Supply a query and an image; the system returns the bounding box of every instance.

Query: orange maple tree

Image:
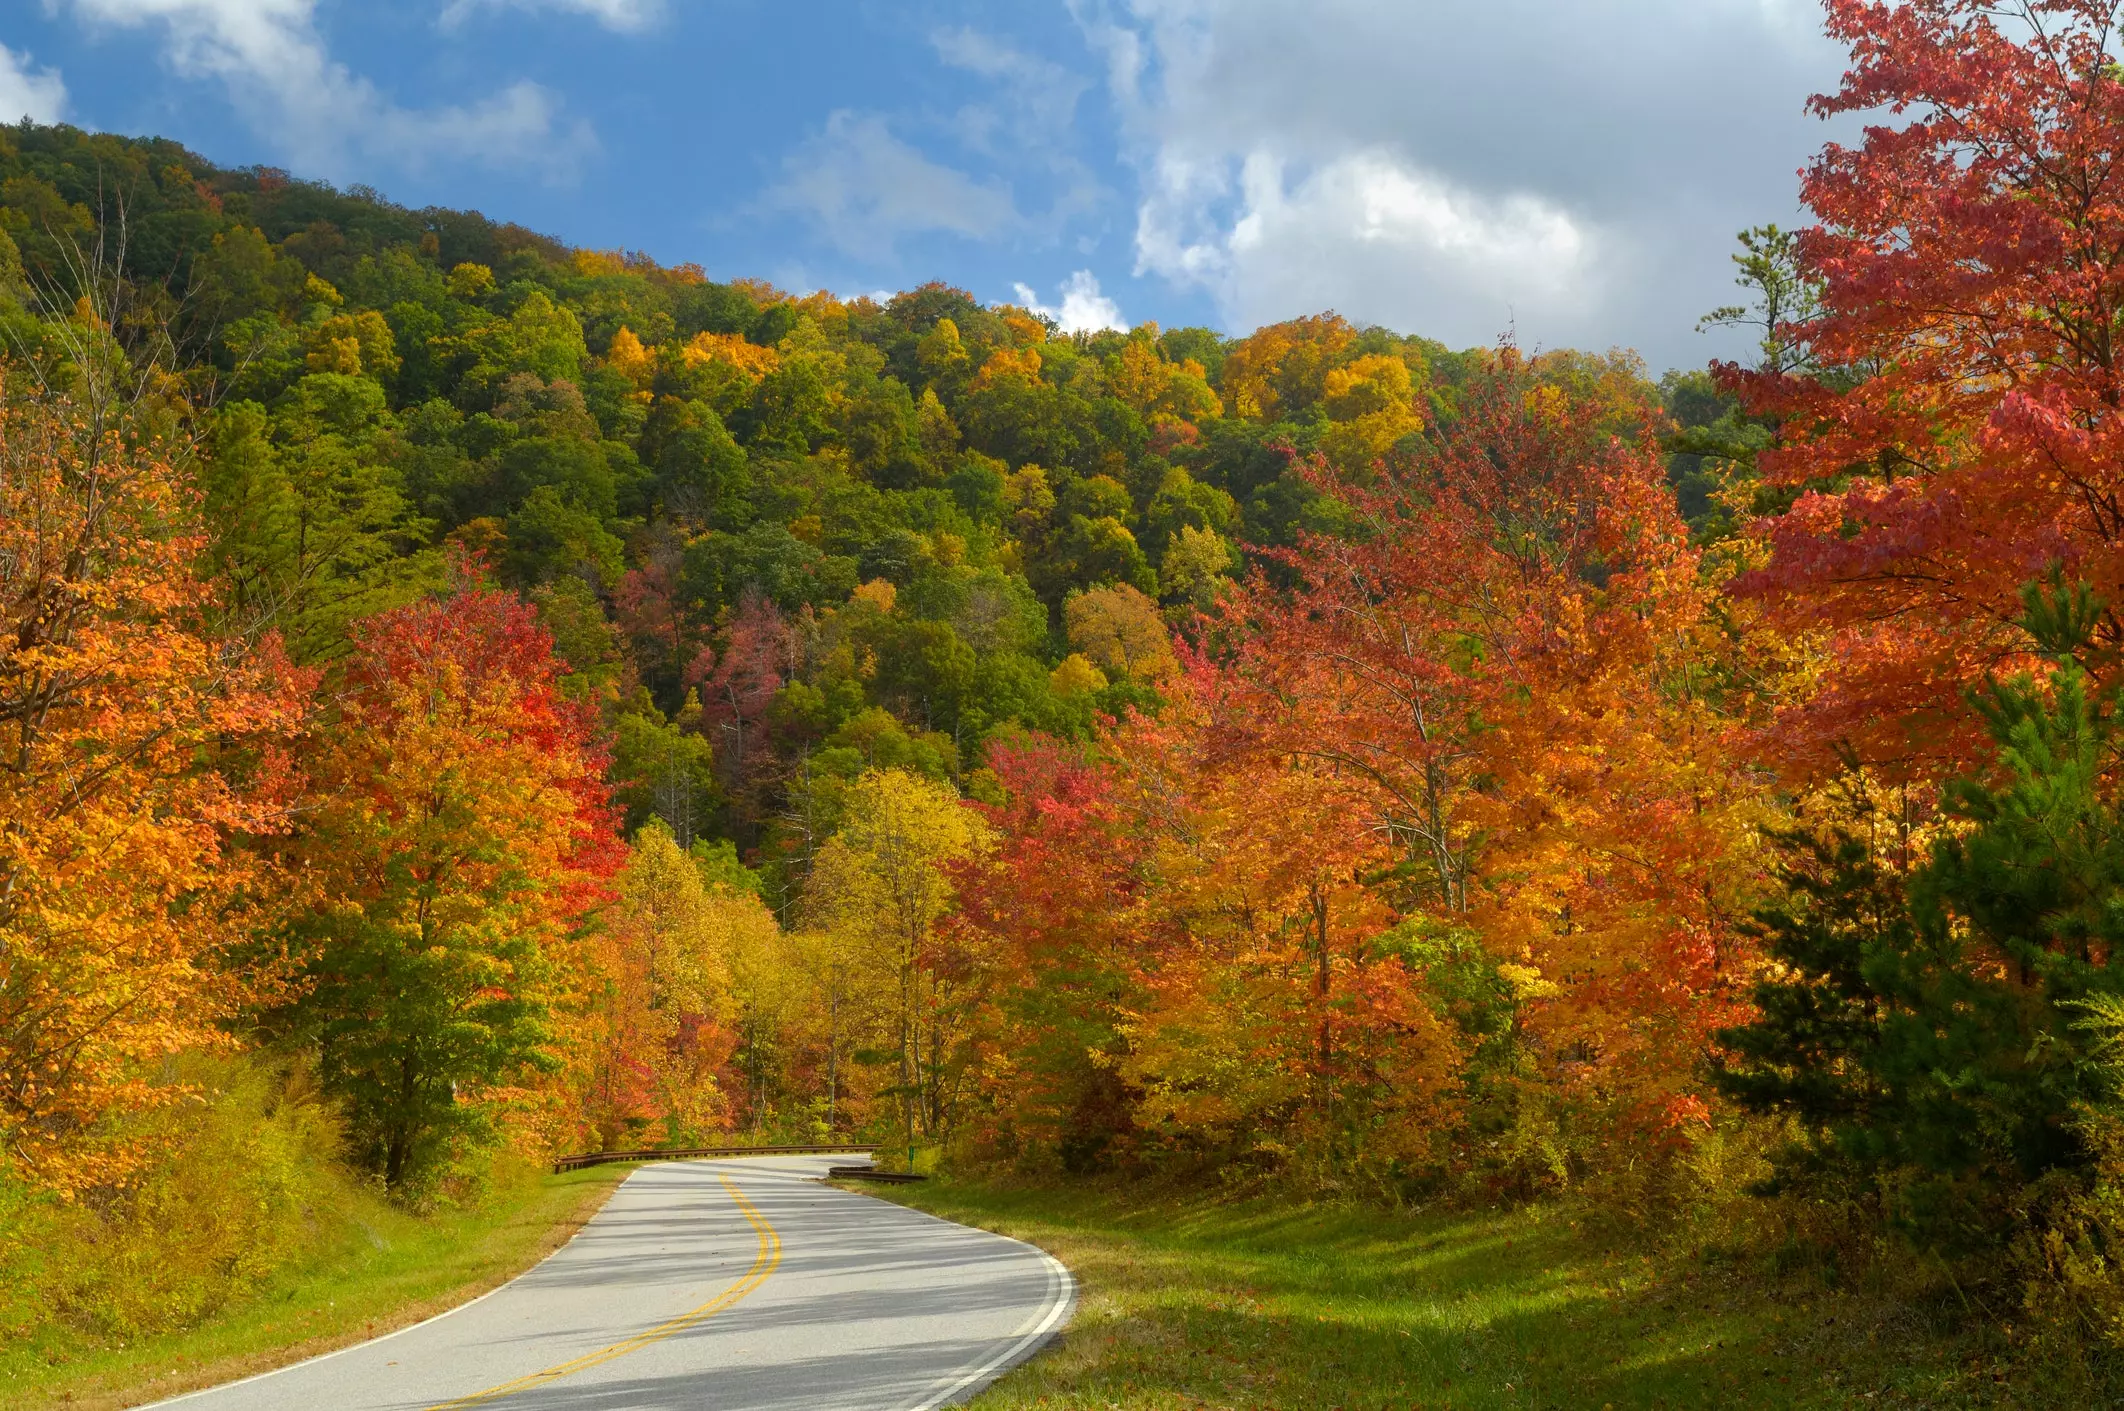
[1223,347,1765,1150]
[0,383,307,1190]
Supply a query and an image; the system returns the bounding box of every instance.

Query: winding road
[145,1155,1074,1411]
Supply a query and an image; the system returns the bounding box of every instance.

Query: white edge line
[136,1164,653,1409]
[144,1158,1070,1411]
[139,1154,839,1408]
[893,1218,1078,1411]
[796,1173,1081,1410]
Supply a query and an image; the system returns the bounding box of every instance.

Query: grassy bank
[0,1161,629,1411]
[875,1178,2082,1410]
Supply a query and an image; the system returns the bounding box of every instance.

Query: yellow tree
[578,821,739,1150]
[1065,583,1176,681]
[805,769,993,1157]
[1319,353,1424,470]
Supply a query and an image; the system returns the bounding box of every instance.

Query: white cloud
[0,44,67,124]
[1078,0,1848,366]
[1014,270,1127,334]
[932,27,1104,232]
[933,27,1089,154]
[439,0,662,34]
[1144,147,1601,341]
[763,110,1018,256]
[58,0,593,179]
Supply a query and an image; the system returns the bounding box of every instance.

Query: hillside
[0,120,1672,913]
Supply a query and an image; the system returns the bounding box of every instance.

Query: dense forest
[13,0,2124,1385]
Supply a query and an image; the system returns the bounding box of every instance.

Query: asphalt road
[146,1155,1075,1411]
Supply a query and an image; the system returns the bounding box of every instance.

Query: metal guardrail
[829,1165,926,1184]
[553,1143,880,1174]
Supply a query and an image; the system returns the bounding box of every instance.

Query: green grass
[0,1162,629,1411]
[874,1177,2086,1410]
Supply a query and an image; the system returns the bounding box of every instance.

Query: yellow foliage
[1050,653,1110,697]
[1066,583,1178,680]
[1001,308,1048,347]
[806,770,995,1144]
[1219,313,1357,420]
[303,309,400,380]
[1319,353,1423,468]
[0,1056,352,1338]
[1000,464,1057,541]
[447,263,495,300]
[917,319,972,386]
[793,290,846,325]
[571,248,629,277]
[604,325,656,386]
[1111,338,1171,416]
[729,277,788,307]
[972,344,1043,391]
[1165,360,1224,421]
[682,330,781,378]
[852,578,899,614]
[1323,353,1416,421]
[1161,524,1236,609]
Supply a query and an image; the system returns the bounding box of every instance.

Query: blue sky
[0,1,1849,370]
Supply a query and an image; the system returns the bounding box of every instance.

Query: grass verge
[873,1177,2076,1410]
[0,1161,630,1411]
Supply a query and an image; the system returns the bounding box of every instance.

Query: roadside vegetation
[884,1177,2080,1410]
[0,1087,626,1411]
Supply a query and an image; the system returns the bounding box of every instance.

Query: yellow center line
[421,1173,783,1411]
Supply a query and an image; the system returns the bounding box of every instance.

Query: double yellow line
[423,1173,783,1410]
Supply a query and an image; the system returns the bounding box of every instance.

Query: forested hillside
[12,0,2124,1389]
[5,117,1691,1194]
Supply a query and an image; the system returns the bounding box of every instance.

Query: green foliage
[612,698,719,844]
[1718,579,2124,1249]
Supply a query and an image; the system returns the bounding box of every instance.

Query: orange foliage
[970,345,1043,392]
[284,569,621,1184]
[1229,348,1763,1134]
[0,387,309,1191]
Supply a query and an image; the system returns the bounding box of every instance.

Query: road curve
[145,1155,1074,1411]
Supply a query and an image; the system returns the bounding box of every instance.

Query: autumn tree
[1107,676,1464,1175]
[953,736,1145,1168]
[271,572,619,1188]
[0,380,306,1191]
[1718,578,2124,1244]
[1727,0,2124,777]
[805,769,993,1156]
[1065,583,1176,682]
[1227,347,1763,1160]
[576,820,742,1150]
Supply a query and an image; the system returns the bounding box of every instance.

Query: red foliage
[1728,0,2124,775]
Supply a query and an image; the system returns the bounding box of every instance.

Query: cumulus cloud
[58,0,594,179]
[1014,269,1127,333]
[763,110,1018,257]
[439,0,662,34]
[1079,0,1848,366]
[0,44,67,124]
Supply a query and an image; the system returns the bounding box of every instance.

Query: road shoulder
[9,1163,631,1411]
